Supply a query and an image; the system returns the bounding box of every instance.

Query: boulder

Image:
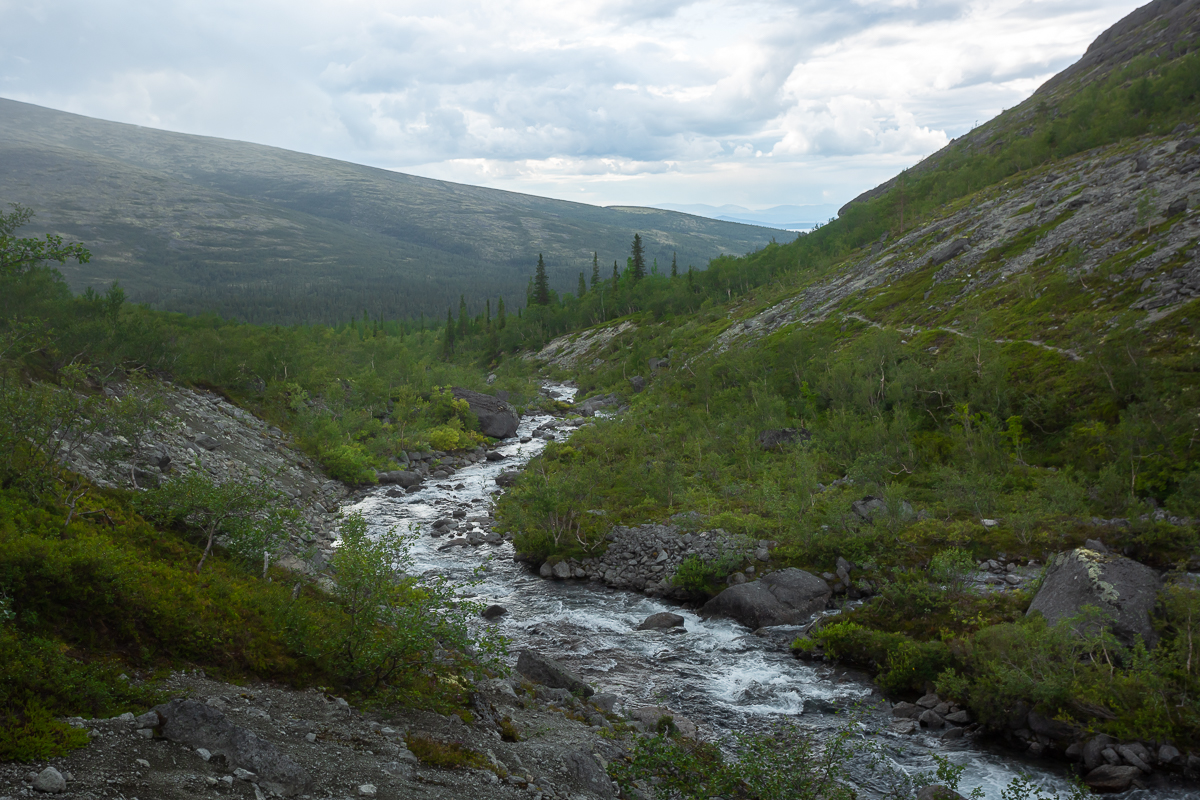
[377,470,422,487]
[635,612,685,631]
[628,375,646,392]
[1083,765,1141,793]
[700,568,830,629]
[628,706,697,737]
[516,650,594,697]
[152,698,309,796]
[1027,549,1162,647]
[481,604,508,620]
[851,496,887,521]
[562,750,615,798]
[450,387,520,439]
[32,767,66,794]
[495,471,521,487]
[928,238,970,266]
[577,393,622,417]
[1027,709,1080,743]
[917,786,966,800]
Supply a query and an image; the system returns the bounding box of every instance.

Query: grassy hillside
[0,98,779,324]
[483,0,1200,751]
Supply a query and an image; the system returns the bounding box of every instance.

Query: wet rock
[891,719,917,735]
[450,387,520,439]
[1159,744,1183,765]
[700,568,831,629]
[485,450,505,461]
[1118,744,1151,773]
[918,709,945,729]
[635,612,685,631]
[891,701,921,719]
[591,693,619,714]
[1084,764,1141,792]
[377,470,422,487]
[943,709,971,725]
[32,767,66,794]
[1027,549,1162,647]
[481,604,507,620]
[916,785,966,800]
[562,751,615,798]
[940,727,965,740]
[516,650,594,697]
[495,471,520,487]
[916,693,940,709]
[153,698,309,796]
[552,561,572,579]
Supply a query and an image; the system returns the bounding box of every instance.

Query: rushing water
[345,385,1184,799]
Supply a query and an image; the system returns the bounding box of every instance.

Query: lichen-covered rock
[1027,548,1162,647]
[516,650,594,697]
[450,387,519,439]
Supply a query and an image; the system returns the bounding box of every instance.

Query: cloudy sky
[1,0,1143,212]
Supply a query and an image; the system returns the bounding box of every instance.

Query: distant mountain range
[650,203,840,231]
[0,99,778,324]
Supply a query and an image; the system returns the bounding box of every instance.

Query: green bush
[0,702,90,762]
[671,552,745,595]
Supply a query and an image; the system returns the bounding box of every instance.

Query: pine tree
[591,252,600,289]
[457,294,468,337]
[442,307,455,358]
[578,271,587,297]
[612,261,620,282]
[687,266,696,292]
[630,233,646,281]
[533,254,551,305]
[486,298,492,327]
[671,252,678,278]
[497,297,507,329]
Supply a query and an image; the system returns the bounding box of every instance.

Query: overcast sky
[1,0,1143,211]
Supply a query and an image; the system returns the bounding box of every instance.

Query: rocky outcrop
[756,428,810,450]
[376,469,422,487]
[700,568,831,629]
[151,698,310,796]
[516,650,594,697]
[1027,548,1162,647]
[526,523,765,599]
[576,393,622,417]
[451,388,519,439]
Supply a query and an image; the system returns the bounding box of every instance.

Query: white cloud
[0,0,1147,208]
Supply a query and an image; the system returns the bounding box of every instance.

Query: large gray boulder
[577,393,622,417]
[152,698,309,796]
[377,470,422,487]
[562,750,615,798]
[516,650,594,697]
[451,387,519,439]
[1027,548,1162,647]
[700,568,830,629]
[928,237,970,265]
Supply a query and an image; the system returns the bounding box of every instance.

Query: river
[345,385,1182,799]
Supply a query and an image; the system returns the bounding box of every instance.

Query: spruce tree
[533,254,551,305]
[497,297,507,329]
[612,261,620,282]
[485,298,491,327]
[591,252,600,289]
[443,307,455,358]
[578,271,587,297]
[671,252,678,278]
[457,294,468,337]
[630,233,646,281]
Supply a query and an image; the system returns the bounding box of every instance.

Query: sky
[0,0,1145,212]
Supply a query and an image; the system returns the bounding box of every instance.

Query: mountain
[0,98,778,324]
[652,202,839,230]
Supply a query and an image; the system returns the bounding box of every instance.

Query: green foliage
[671,551,745,595]
[0,702,90,762]
[403,734,493,771]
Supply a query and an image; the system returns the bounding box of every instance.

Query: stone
[481,604,508,620]
[635,612,685,631]
[1158,744,1182,765]
[32,767,66,794]
[943,709,971,725]
[562,750,615,798]
[1027,549,1162,647]
[357,784,377,797]
[940,726,965,740]
[495,471,521,487]
[1117,745,1151,773]
[1027,710,1080,742]
[1083,735,1115,771]
[891,701,921,719]
[891,719,917,735]
[628,375,647,392]
[516,650,594,697]
[1083,765,1140,792]
[552,561,572,579]
[628,706,697,738]
[1102,748,1122,766]
[194,434,221,451]
[851,495,887,521]
[916,786,966,800]
[485,450,505,461]
[450,387,520,438]
[591,693,619,714]
[577,393,622,417]
[918,709,945,729]
[928,237,970,265]
[377,470,422,487]
[233,768,257,781]
[1065,743,1083,761]
[700,568,831,629]
[153,698,309,796]
[916,693,940,708]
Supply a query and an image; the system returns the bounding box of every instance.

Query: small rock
[916,693,940,709]
[1084,764,1141,792]
[358,784,377,797]
[1158,744,1182,765]
[940,727,965,740]
[481,604,508,620]
[918,709,945,729]
[944,709,971,725]
[1118,745,1151,773]
[32,767,66,794]
[197,747,212,761]
[233,768,258,781]
[916,786,966,800]
[891,701,921,719]
[305,732,317,743]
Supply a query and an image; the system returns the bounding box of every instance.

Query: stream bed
[345,385,1181,799]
